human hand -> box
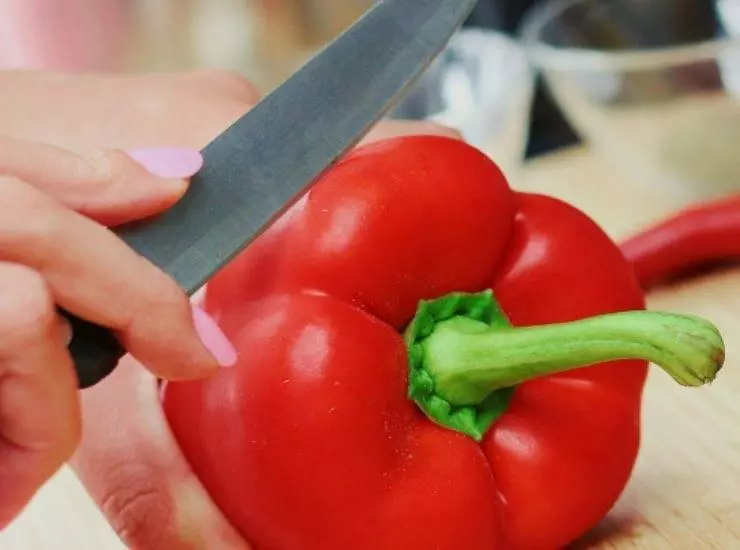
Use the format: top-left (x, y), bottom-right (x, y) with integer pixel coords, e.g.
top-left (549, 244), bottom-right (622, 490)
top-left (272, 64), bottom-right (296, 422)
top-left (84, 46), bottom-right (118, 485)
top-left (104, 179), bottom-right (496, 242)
top-left (1, 69), bottom-right (463, 549)
top-left (0, 133), bottom-right (238, 530)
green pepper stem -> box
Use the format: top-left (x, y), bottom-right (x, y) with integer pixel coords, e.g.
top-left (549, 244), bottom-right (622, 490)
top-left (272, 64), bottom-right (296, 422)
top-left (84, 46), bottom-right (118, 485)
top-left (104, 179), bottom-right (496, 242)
top-left (423, 310), bottom-right (724, 406)
top-left (405, 291), bottom-right (725, 440)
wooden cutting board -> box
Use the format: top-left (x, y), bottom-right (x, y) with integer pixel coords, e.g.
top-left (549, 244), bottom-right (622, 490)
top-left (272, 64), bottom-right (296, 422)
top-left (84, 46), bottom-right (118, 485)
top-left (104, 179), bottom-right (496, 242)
top-left (2, 146), bottom-right (738, 549)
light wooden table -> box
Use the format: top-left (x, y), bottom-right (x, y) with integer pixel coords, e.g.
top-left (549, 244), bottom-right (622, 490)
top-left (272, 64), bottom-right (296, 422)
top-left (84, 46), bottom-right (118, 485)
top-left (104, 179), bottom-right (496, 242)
top-left (2, 146), bottom-right (739, 549)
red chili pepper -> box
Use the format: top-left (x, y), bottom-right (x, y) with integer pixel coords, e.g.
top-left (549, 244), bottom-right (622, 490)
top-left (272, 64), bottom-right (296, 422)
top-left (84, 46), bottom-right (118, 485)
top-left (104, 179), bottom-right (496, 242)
top-left (161, 136), bottom-right (723, 550)
top-left (621, 195), bottom-right (740, 289)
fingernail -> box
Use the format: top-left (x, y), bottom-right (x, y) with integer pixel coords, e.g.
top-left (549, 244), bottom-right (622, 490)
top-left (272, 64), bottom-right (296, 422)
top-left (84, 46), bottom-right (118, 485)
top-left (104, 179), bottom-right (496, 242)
top-left (127, 147), bottom-right (203, 179)
top-left (192, 306), bottom-right (237, 367)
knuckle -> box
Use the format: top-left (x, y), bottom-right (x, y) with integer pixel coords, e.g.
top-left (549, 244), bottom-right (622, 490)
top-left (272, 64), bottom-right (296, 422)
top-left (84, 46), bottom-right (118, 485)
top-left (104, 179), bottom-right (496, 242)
top-left (0, 264), bottom-right (55, 349)
top-left (193, 69), bottom-right (261, 105)
top-left (150, 273), bottom-right (190, 312)
top-left (98, 462), bottom-right (173, 549)
top-left (129, 270), bottom-right (190, 330)
top-left (80, 149), bottom-right (131, 189)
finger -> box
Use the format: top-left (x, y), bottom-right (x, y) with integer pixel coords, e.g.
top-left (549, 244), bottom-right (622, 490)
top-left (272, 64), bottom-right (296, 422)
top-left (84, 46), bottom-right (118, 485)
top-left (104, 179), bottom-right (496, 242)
top-left (0, 261), bottom-right (80, 528)
top-left (0, 175), bottom-right (231, 379)
top-left (70, 358), bottom-right (250, 550)
top-left (361, 119), bottom-right (463, 145)
top-left (0, 134), bottom-right (201, 226)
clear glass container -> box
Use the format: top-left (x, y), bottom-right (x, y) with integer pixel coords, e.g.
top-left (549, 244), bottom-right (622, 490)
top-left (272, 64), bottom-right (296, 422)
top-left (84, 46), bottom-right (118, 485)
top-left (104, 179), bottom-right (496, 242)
top-left (521, 0), bottom-right (740, 207)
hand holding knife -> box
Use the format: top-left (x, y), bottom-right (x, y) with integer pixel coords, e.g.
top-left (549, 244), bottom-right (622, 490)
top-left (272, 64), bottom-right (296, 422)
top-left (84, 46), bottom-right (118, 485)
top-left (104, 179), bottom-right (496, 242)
top-left (64, 0), bottom-right (479, 388)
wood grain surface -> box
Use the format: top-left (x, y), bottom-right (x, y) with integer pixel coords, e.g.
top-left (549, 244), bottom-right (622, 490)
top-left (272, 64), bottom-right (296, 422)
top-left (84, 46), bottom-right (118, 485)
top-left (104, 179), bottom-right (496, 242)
top-left (1, 146), bottom-right (738, 549)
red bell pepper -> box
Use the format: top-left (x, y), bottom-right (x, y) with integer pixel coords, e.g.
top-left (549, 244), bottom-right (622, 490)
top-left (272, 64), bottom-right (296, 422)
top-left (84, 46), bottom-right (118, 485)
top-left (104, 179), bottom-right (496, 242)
top-left (621, 194), bottom-right (740, 289)
top-left (162, 136), bottom-right (724, 549)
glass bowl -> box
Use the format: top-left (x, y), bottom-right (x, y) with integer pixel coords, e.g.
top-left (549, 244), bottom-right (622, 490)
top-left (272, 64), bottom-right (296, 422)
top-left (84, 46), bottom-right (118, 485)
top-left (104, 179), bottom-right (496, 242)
top-left (520, 0), bottom-right (740, 206)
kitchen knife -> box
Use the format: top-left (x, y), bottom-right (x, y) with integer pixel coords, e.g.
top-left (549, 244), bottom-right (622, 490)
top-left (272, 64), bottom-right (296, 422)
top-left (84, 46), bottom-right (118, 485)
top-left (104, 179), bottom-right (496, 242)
top-left (65, 0), bottom-right (479, 389)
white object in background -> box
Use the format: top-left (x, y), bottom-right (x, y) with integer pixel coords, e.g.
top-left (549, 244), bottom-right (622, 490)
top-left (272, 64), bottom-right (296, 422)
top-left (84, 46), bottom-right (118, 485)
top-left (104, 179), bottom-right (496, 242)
top-left (716, 0), bottom-right (740, 96)
top-left (435, 30), bottom-right (534, 181)
top-left (717, 0), bottom-right (740, 34)
top-left (189, 0), bottom-right (257, 70)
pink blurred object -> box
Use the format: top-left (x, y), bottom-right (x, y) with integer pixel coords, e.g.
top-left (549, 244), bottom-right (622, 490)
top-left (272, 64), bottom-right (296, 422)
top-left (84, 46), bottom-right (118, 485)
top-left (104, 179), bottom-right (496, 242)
top-left (0, 0), bottom-right (131, 71)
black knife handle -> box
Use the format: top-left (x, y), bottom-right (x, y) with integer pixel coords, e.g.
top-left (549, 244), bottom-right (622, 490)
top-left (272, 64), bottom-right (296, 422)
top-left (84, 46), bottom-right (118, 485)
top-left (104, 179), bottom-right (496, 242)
top-left (60, 309), bottom-right (125, 389)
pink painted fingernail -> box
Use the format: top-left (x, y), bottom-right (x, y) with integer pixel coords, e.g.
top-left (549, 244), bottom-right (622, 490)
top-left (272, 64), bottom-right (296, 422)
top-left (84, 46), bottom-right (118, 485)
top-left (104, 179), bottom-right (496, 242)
top-left (127, 147), bottom-right (203, 179)
top-left (192, 306), bottom-right (238, 367)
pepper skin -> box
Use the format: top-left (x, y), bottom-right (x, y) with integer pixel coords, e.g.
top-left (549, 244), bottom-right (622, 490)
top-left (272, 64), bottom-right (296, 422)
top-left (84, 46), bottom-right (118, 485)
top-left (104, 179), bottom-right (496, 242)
top-left (162, 136), bottom-right (723, 550)
top-left (621, 195), bottom-right (740, 289)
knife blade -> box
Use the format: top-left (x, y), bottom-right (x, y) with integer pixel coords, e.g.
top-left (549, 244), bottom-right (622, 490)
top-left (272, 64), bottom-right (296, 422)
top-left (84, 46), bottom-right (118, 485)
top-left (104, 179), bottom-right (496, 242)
top-left (66, 0), bottom-right (479, 388)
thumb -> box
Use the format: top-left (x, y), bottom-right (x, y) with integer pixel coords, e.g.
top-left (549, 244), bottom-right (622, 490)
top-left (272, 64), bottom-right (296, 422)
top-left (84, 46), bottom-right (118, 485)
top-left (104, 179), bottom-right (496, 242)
top-left (0, 135), bottom-right (202, 226)
top-left (70, 356), bottom-right (251, 550)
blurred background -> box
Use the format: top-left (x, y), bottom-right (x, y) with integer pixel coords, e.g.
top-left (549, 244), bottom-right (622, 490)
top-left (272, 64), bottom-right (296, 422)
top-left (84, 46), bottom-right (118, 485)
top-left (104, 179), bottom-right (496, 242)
top-left (2, 0), bottom-right (740, 202)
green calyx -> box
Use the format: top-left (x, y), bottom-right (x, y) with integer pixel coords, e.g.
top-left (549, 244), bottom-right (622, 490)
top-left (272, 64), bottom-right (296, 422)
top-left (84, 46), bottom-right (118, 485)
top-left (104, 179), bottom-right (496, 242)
top-left (405, 291), bottom-right (516, 441)
top-left (405, 290), bottom-right (725, 442)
